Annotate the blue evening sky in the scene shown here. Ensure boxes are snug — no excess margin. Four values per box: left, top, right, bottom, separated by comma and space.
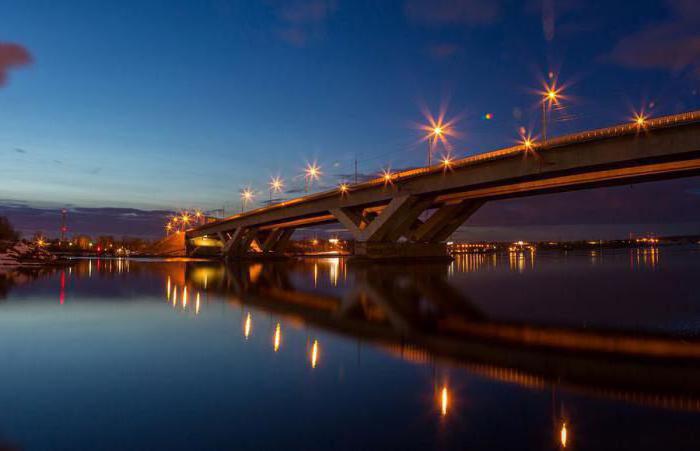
1, 0, 699, 213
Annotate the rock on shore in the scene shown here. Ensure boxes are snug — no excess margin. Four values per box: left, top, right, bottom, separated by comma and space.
0, 242, 57, 268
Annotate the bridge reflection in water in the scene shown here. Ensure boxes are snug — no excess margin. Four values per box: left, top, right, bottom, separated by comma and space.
160, 256, 700, 414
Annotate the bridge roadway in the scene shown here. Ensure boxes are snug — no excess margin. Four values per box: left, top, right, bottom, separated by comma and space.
187, 111, 700, 260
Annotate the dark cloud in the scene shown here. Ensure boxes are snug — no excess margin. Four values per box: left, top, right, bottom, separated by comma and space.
0, 42, 32, 87
605, 0, 700, 77
469, 177, 700, 227
271, 0, 337, 47
13, 148, 27, 154
87, 167, 102, 175
0, 203, 174, 239
333, 172, 376, 182
404, 0, 501, 27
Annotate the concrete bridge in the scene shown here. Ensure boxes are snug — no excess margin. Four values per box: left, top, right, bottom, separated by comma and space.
186, 111, 700, 260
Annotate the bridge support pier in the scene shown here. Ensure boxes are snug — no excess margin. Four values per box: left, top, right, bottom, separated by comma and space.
217, 227, 295, 261
332, 196, 484, 262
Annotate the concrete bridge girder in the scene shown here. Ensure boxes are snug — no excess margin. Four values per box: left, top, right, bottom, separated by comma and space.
219, 226, 295, 260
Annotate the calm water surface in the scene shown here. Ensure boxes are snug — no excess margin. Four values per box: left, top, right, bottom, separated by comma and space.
1, 246, 700, 450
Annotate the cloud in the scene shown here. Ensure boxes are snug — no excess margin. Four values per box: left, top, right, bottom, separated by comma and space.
0, 42, 32, 87
604, 0, 700, 77
333, 172, 376, 182
87, 167, 102, 175
0, 203, 174, 239
13, 148, 27, 154
404, 0, 501, 27
271, 0, 337, 46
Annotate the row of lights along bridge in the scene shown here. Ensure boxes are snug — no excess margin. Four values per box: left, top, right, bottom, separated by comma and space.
167, 76, 653, 232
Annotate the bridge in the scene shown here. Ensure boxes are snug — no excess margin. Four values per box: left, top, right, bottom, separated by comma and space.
186, 111, 700, 260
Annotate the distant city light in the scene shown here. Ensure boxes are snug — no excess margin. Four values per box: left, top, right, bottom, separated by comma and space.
339, 183, 349, 194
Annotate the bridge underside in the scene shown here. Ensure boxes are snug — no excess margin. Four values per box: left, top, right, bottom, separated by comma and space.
186, 114, 700, 261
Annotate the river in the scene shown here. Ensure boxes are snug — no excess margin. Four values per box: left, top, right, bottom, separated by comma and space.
0, 246, 699, 450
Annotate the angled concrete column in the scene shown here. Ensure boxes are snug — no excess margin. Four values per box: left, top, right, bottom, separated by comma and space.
261, 228, 283, 252
222, 227, 246, 256
358, 195, 424, 242
272, 228, 295, 253
329, 207, 367, 239
430, 200, 485, 242
411, 200, 484, 243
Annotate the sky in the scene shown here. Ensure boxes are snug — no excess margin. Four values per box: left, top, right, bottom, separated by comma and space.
0, 0, 699, 239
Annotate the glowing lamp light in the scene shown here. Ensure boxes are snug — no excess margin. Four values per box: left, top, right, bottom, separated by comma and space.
270, 176, 284, 192
560, 422, 568, 448
441, 155, 453, 168
243, 313, 252, 339
381, 169, 394, 184
440, 386, 449, 416
305, 163, 321, 180
634, 112, 648, 127
339, 183, 349, 194
483, 113, 493, 120
273, 322, 281, 352
310, 339, 319, 368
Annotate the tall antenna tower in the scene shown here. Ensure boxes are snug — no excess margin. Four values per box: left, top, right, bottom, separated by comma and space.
60, 209, 68, 242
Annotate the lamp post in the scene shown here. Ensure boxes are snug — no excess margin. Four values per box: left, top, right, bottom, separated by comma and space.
241, 189, 254, 212
541, 82, 561, 142
269, 177, 283, 203
304, 163, 321, 193
427, 125, 443, 166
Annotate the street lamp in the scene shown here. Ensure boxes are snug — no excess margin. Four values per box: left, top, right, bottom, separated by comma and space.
269, 176, 284, 203
381, 168, 394, 185
440, 154, 453, 171
633, 112, 648, 128
241, 188, 254, 212
541, 80, 562, 142
339, 183, 349, 195
426, 124, 446, 166
304, 163, 321, 193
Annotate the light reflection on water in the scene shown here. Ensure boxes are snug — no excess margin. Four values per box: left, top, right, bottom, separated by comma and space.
0, 247, 699, 449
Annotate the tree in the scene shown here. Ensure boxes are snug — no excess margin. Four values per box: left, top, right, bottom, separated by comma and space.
0, 217, 19, 242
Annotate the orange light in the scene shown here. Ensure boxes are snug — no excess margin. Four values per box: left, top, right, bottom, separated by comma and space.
243, 313, 252, 339
381, 169, 394, 184
441, 155, 453, 168
310, 339, 319, 368
305, 163, 321, 180
440, 386, 449, 416
634, 112, 648, 127
273, 322, 281, 352
270, 176, 284, 192
339, 183, 349, 193
560, 422, 568, 448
